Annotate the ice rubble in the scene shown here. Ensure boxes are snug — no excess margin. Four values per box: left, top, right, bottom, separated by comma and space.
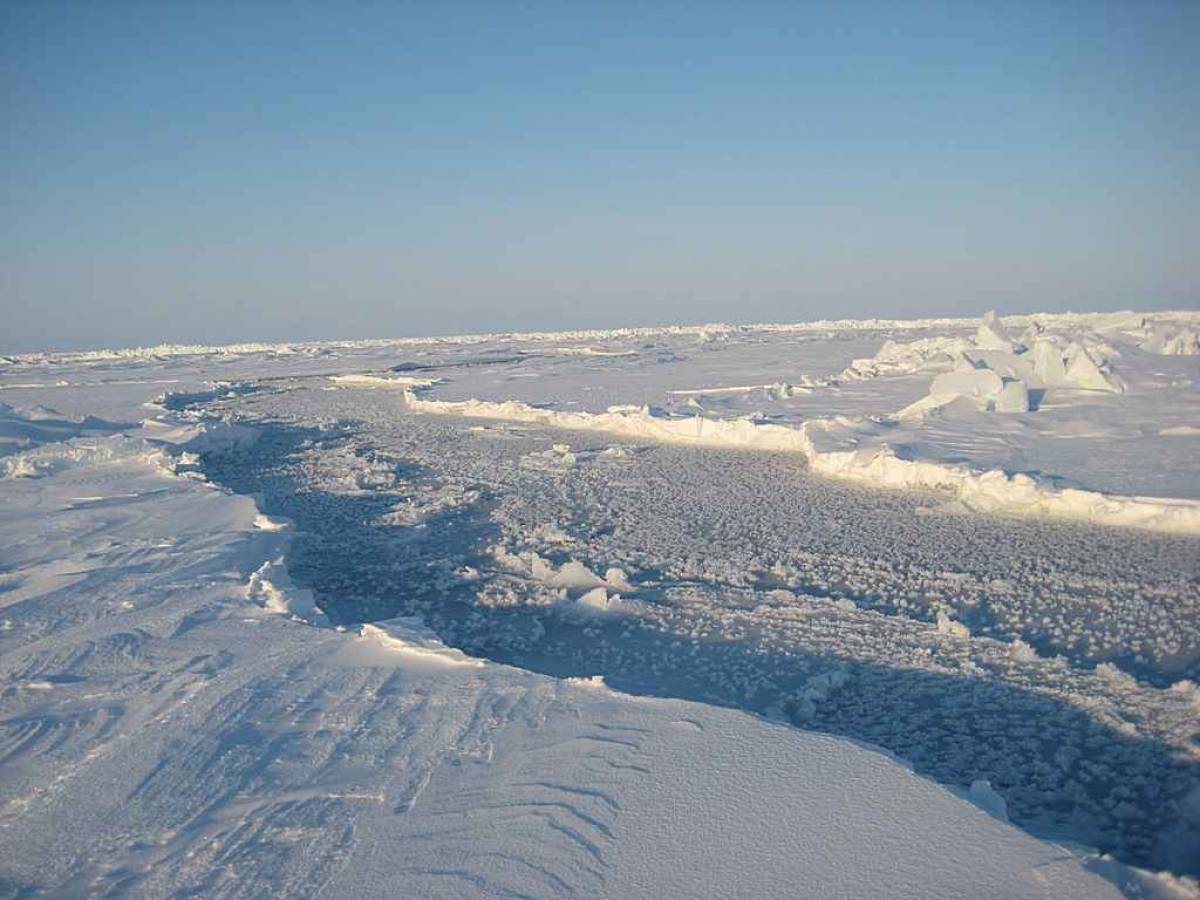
1136, 322, 1200, 356
863, 310, 1125, 423
0, 412, 245, 481
396, 306, 1198, 532
6, 308, 1196, 368
495, 548, 633, 604
974, 310, 1016, 351
404, 390, 1200, 535
896, 368, 1030, 419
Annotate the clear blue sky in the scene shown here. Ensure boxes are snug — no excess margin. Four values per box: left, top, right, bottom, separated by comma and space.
3, 1, 1198, 351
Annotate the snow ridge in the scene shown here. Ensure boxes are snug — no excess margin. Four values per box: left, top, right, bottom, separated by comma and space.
404, 391, 1200, 535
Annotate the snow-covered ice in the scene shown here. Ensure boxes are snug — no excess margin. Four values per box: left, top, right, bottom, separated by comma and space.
2, 310, 1198, 897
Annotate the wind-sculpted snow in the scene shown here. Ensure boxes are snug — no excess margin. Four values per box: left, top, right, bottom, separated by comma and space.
357, 618, 487, 668
3, 311, 1200, 897
0, 423, 1132, 898
192, 381, 1200, 880
0, 402, 131, 460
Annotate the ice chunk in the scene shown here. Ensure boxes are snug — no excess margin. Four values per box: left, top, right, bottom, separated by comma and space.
605, 567, 635, 592
974, 310, 1014, 351
1029, 338, 1068, 386
577, 586, 614, 611
551, 560, 606, 591
899, 369, 1027, 418
936, 611, 971, 639
993, 379, 1030, 413
968, 779, 1010, 823
1026, 337, 1124, 393
329, 373, 441, 389
246, 558, 328, 627
1064, 344, 1124, 393
930, 368, 1005, 399
1009, 639, 1039, 662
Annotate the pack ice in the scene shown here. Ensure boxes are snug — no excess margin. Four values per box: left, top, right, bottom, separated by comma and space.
2, 310, 1198, 898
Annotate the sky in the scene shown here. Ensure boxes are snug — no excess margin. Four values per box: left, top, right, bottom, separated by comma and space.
2, 1, 1198, 352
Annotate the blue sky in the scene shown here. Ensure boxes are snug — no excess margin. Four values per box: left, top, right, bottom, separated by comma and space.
3, 1, 1197, 351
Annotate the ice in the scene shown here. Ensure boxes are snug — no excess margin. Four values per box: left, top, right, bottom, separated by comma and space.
974, 310, 1016, 351
897, 368, 1030, 419
328, 372, 442, 389
407, 387, 1200, 534
936, 611, 971, 639
246, 556, 329, 626
1063, 342, 1125, 393
933, 368, 1006, 400
849, 314, 1126, 396
356, 618, 486, 668
549, 559, 607, 591
604, 567, 635, 592
0, 428, 1129, 897
1138, 323, 1200, 356
2, 309, 1199, 895
967, 779, 1011, 823
576, 585, 615, 611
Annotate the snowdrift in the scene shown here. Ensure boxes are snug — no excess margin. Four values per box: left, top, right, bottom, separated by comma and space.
0, 402, 129, 458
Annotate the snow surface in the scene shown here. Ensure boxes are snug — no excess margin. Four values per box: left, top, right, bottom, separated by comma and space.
0, 422, 1130, 898
2, 310, 1199, 897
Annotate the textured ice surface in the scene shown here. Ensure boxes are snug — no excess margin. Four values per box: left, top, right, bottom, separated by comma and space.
197, 388, 1200, 877
2, 311, 1199, 897
0, 429, 1133, 899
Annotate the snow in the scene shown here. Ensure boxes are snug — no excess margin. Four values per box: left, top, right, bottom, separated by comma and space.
246, 556, 330, 626
355, 618, 487, 668
2, 309, 1199, 897
0, 402, 129, 458
0, 426, 1127, 898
